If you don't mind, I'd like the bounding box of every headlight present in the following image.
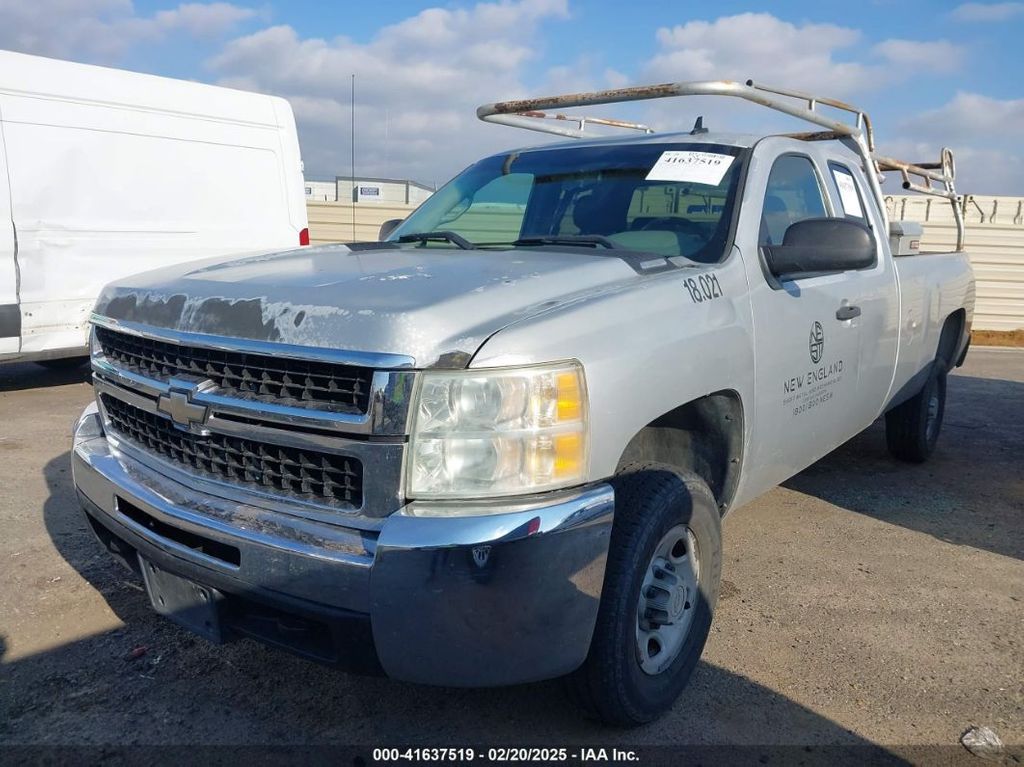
[408,361,589,499]
[89,325,101,358]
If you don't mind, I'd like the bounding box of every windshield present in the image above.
[389,142,747,262]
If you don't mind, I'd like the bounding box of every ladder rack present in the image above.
[477,79,964,249]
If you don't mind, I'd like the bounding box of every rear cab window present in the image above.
[828,162,867,221]
[825,159,878,269]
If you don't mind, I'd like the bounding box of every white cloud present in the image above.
[154,2,258,39]
[879,139,1023,197]
[882,93,1024,194]
[207,7,993,190]
[872,39,963,73]
[2,3,1009,194]
[644,14,966,96]
[950,2,1024,21]
[208,0,572,184]
[622,13,971,150]
[899,91,1024,142]
[946,147,1023,196]
[645,14,872,95]
[0,0,256,61]
[606,13,1013,194]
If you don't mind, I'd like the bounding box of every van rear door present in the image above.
[0,113,18,356]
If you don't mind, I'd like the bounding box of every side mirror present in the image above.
[379,218,403,241]
[763,218,875,280]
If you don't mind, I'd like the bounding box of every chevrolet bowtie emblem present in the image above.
[157,377,215,434]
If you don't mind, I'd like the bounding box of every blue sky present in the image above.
[119,0,1020,92]
[2,0,1022,192]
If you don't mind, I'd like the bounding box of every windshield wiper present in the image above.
[511,235,619,249]
[397,231,476,250]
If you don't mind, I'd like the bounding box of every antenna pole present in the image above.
[351,73,356,242]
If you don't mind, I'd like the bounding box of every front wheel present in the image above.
[568,464,722,726]
[885,368,946,463]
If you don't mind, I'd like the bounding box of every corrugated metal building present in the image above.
[886,195,1024,332]
[303,180,337,202]
[307,201,415,244]
[304,176,435,205]
[336,176,434,205]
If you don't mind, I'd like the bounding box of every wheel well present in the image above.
[936,309,967,371]
[615,391,743,514]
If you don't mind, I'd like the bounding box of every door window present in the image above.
[758,155,827,246]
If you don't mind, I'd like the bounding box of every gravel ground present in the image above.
[0,348,1021,761]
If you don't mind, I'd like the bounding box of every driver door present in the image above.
[740,145,865,491]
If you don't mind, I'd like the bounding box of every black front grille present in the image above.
[96,326,372,414]
[102,395,362,507]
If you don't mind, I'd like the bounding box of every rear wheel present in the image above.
[568,464,722,726]
[885,367,946,462]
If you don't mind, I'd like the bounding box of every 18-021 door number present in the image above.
[683,273,723,303]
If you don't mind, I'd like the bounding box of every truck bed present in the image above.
[888,250,975,408]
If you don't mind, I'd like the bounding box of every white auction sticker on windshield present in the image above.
[646,151,735,185]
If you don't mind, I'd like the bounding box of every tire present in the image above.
[885,367,946,463]
[36,356,88,370]
[568,463,722,726]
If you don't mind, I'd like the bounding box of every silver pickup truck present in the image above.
[72,80,974,725]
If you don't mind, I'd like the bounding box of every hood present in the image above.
[93,243,643,368]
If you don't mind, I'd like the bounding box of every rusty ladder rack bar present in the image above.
[477,79,964,250]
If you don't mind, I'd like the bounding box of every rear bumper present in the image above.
[72,403,614,686]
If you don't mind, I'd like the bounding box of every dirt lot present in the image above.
[0,349,1021,759]
[971,330,1024,348]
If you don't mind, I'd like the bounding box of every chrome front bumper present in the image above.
[72,403,615,686]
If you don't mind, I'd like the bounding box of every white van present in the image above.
[0,50,308,365]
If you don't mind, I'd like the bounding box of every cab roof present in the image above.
[505,130,761,156]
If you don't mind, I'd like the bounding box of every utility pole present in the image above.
[350,73,356,242]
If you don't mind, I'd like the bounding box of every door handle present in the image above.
[836,305,861,321]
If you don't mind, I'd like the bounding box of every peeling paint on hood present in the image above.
[93,243,642,368]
